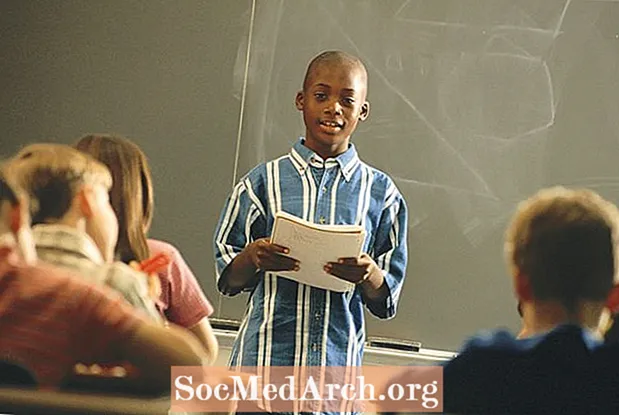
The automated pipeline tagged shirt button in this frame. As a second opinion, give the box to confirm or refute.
[315,313,321,320]
[312,344,319,352]
[319,216,326,224]
[322,186,328,192]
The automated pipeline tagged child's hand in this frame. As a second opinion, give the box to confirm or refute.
[324,253,382,286]
[129,260,162,301]
[247,238,300,272]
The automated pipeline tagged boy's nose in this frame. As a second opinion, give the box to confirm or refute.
[324,100,343,115]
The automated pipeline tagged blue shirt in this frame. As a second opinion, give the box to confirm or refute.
[213,138,408,368]
[442,325,619,414]
[383,325,619,415]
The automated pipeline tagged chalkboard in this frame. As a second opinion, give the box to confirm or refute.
[2,0,619,351]
[225,0,619,350]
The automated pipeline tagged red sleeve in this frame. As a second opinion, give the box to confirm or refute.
[149,239,214,327]
[166,245,214,326]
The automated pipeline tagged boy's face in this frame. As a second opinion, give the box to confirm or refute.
[296,62,369,158]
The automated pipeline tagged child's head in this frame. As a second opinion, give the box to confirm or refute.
[0,164,36,263]
[75,134,154,263]
[10,143,118,262]
[295,51,370,159]
[504,187,619,323]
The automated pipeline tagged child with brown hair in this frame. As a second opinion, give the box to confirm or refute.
[75,134,217,363]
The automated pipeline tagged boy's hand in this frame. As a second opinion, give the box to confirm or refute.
[324,253,383,288]
[247,238,300,272]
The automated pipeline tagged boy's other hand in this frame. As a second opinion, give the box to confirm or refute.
[324,254,383,287]
[248,238,300,272]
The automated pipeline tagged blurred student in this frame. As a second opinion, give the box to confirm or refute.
[0,164,207,393]
[10,143,161,322]
[383,187,619,414]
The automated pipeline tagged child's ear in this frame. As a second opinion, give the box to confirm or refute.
[295,91,304,111]
[606,283,619,313]
[78,188,94,218]
[514,272,533,302]
[359,101,370,121]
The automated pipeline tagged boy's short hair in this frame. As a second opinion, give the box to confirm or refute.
[504,187,619,311]
[0,164,38,227]
[10,143,112,225]
[303,50,368,91]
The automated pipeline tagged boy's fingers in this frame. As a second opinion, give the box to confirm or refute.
[263,262,299,272]
[273,254,300,270]
[259,254,300,272]
[337,257,359,265]
[328,262,365,272]
[325,263,366,280]
[268,243,290,254]
[271,251,299,263]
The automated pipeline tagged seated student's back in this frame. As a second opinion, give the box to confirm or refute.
[442,325,619,414]
[0,252,142,387]
[444,187,619,414]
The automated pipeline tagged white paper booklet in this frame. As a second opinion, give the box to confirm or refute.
[270,211,365,292]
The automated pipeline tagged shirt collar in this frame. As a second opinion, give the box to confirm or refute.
[33,224,105,265]
[289,137,360,182]
[521,324,602,351]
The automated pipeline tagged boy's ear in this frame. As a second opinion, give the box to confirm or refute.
[606,283,619,313]
[514,272,533,303]
[295,91,304,111]
[359,101,370,121]
[77,187,94,219]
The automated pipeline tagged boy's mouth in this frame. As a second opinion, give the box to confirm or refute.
[319,120,344,133]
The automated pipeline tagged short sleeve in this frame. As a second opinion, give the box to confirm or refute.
[149,239,214,327]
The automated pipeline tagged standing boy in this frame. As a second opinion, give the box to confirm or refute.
[213,51,408,372]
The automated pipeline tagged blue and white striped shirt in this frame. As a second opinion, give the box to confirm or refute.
[214,138,408,369]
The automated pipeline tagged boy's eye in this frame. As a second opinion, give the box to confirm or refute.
[314,92,327,100]
[342,97,355,106]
